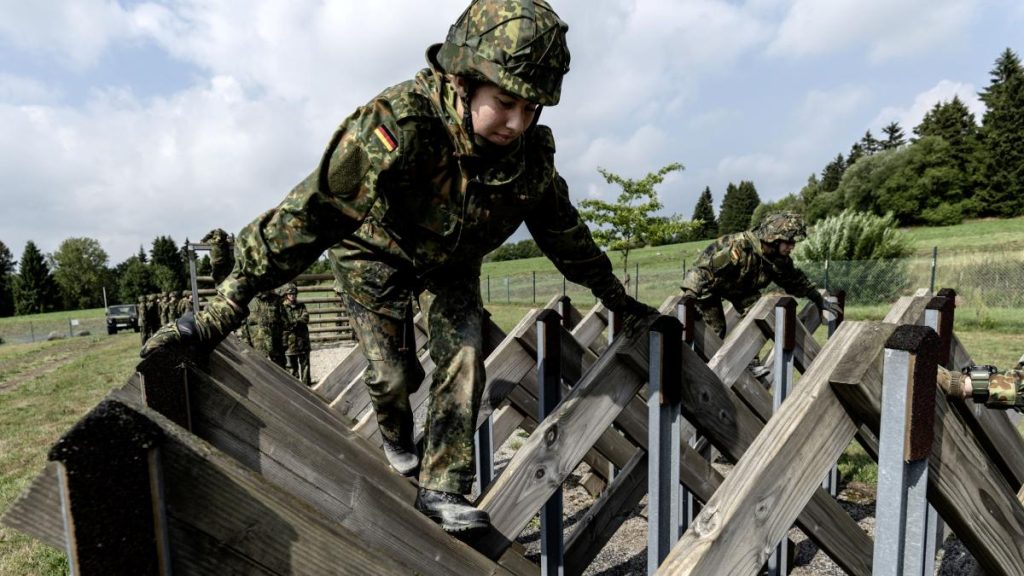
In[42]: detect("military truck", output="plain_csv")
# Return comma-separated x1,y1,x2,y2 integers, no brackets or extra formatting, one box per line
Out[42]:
105,304,139,335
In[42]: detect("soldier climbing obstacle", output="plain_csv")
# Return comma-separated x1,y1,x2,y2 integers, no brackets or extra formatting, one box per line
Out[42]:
681,211,841,340
142,0,656,536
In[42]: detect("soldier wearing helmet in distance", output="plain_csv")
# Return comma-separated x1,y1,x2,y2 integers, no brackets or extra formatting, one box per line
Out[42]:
142,0,657,534
681,212,840,339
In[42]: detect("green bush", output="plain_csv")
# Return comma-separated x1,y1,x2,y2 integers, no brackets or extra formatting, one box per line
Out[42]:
795,210,913,303
920,202,964,226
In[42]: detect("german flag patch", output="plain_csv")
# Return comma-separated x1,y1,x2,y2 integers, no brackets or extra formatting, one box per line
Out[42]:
374,125,398,152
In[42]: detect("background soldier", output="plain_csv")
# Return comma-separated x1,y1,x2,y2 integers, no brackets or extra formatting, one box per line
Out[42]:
240,290,286,368
280,283,312,386
158,291,172,326
681,211,840,339
145,294,160,338
176,290,192,317
143,0,654,535
137,296,148,345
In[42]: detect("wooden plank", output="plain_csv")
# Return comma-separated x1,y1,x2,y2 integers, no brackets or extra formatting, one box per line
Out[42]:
881,290,931,324
474,315,659,558
657,322,886,576
831,324,1024,576
570,302,609,356
0,462,64,550
182,368,519,576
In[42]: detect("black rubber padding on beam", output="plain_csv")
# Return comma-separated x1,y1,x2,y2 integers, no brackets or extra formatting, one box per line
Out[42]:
925,296,955,367
650,315,683,405
936,287,957,301
678,295,696,344
885,325,940,460
775,296,797,351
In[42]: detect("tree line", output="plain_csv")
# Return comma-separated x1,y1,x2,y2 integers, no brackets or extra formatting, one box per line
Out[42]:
0,236,209,317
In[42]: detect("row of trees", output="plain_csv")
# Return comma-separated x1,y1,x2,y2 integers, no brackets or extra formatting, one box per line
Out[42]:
0,236,204,317
757,47,1024,226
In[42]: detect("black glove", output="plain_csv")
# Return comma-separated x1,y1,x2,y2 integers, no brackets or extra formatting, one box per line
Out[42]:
141,295,247,359
604,294,659,321
808,291,841,320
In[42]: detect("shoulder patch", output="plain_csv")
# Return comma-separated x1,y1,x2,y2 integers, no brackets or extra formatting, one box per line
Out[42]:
373,125,398,152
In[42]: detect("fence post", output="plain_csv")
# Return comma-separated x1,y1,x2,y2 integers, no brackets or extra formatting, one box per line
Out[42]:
557,295,571,329
824,256,830,292
474,417,494,495
635,262,640,299
487,275,491,303
930,247,938,294
536,309,563,576
506,276,510,304
648,315,682,575
533,271,537,304
49,400,171,575
768,296,796,576
874,325,940,576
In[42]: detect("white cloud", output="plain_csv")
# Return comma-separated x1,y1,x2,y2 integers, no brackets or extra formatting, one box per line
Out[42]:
0,0,135,69
0,73,62,104
768,0,977,62
870,79,985,132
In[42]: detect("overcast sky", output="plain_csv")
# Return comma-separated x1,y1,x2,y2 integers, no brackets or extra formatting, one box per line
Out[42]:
1,0,1021,265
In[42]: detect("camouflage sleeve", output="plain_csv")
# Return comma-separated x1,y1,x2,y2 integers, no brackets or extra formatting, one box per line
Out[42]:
771,256,818,300
525,168,624,305
983,370,1024,409
296,303,310,325
219,100,401,305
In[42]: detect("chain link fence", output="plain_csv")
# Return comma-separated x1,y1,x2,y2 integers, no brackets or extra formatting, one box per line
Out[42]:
480,249,1024,319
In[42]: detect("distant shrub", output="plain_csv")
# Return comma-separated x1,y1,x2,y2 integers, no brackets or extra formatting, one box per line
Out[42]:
920,202,964,227
486,239,543,262
795,210,912,303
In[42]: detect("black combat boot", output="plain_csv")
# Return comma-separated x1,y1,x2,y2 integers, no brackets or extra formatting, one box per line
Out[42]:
415,488,490,533
382,435,419,477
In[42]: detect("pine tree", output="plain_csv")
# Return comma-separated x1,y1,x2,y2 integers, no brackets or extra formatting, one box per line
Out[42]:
847,142,866,167
718,180,761,235
150,235,186,289
0,240,14,317
691,186,718,239
881,121,906,150
820,153,846,193
14,241,57,314
136,245,148,264
977,47,1024,216
860,130,882,155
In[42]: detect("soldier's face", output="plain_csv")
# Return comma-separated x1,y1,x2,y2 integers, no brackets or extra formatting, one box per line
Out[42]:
468,84,538,146
777,241,795,256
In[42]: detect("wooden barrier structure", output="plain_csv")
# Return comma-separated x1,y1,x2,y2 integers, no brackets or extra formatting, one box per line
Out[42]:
5,287,1024,575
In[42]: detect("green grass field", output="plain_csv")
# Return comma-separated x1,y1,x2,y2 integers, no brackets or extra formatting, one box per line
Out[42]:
1,216,1023,574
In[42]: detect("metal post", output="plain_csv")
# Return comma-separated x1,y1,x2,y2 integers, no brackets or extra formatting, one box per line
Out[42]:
187,246,201,312
769,296,796,576
873,325,939,576
487,275,491,303
648,315,682,574
930,246,938,294
474,417,494,495
635,262,640,299
824,256,830,292
536,309,563,576
506,276,510,304
533,271,537,304
822,289,845,496
557,295,571,329
562,276,566,296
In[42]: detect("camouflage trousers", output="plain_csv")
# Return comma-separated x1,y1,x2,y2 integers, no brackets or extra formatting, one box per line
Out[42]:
342,283,485,494
685,291,759,340
286,352,311,386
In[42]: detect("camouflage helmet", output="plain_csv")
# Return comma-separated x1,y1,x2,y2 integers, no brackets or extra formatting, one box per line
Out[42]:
281,283,298,296
756,212,807,243
436,0,570,106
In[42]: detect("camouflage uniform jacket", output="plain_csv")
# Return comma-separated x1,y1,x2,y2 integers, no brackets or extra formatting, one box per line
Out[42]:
221,46,624,317
243,292,285,359
978,370,1024,409
177,295,192,317
681,231,819,313
281,299,311,354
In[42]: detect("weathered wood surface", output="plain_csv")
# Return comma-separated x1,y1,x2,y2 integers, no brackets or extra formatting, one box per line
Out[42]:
831,325,1024,576
474,314,661,558
947,334,1024,490
0,461,63,550
657,321,887,576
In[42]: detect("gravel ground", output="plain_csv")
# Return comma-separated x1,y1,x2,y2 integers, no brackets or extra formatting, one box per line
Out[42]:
310,344,982,575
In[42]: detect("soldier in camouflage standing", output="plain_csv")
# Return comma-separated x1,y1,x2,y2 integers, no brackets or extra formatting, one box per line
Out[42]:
158,292,171,326
137,296,148,345
280,283,312,386
681,212,840,339
176,290,192,317
143,0,655,534
146,294,160,337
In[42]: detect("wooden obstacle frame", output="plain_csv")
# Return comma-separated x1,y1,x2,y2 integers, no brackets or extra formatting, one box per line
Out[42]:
4,287,1024,575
